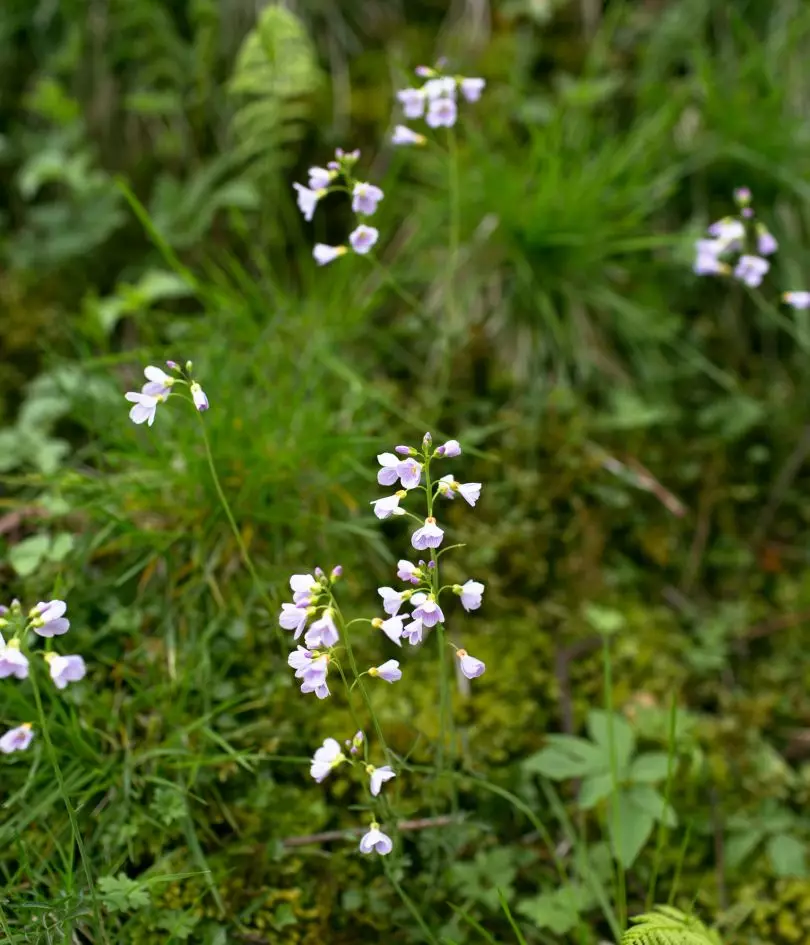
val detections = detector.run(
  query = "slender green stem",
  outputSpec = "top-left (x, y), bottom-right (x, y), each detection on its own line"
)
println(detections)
top-left (646, 694), bottom-right (679, 909)
top-left (383, 858), bottom-right (441, 945)
top-left (29, 668), bottom-right (109, 944)
top-left (603, 636), bottom-right (627, 932)
top-left (367, 255), bottom-right (424, 312)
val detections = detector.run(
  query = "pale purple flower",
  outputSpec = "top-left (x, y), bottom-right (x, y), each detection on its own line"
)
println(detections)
top-left (458, 579), bottom-right (485, 612)
top-left (290, 573), bottom-right (319, 606)
top-left (359, 822), bottom-right (393, 855)
top-left (460, 77), bottom-right (485, 102)
top-left (48, 654), bottom-right (86, 690)
top-left (756, 225), bottom-right (778, 256)
top-left (437, 473), bottom-right (456, 498)
top-left (368, 764), bottom-right (396, 796)
top-left (371, 493), bottom-right (405, 519)
top-left (369, 659), bottom-right (401, 683)
top-left (707, 217), bottom-right (744, 251)
top-left (423, 77), bottom-right (457, 100)
top-left (378, 586), bottom-right (406, 616)
top-left (293, 182), bottom-right (321, 222)
top-left (437, 439), bottom-right (461, 457)
top-left (784, 291), bottom-right (810, 310)
top-left (310, 737), bottom-right (345, 782)
top-left (458, 482), bottom-right (482, 506)
top-left (295, 651), bottom-right (330, 698)
top-left (125, 391), bottom-right (161, 426)
top-left (190, 382), bottom-right (209, 412)
top-left (377, 452), bottom-right (400, 486)
top-left (395, 445), bottom-right (415, 456)
top-left (349, 224), bottom-right (379, 255)
top-left (392, 125), bottom-right (427, 146)
top-left (426, 97), bottom-right (457, 128)
top-left (308, 166), bottom-right (333, 190)
top-left (352, 182), bottom-right (384, 216)
top-left (411, 593), bottom-right (444, 628)
top-left (305, 610), bottom-right (339, 649)
top-left (279, 602), bottom-right (309, 639)
top-left (142, 365), bottom-right (174, 397)
top-left (397, 559), bottom-right (422, 583)
top-left (0, 723), bottom-right (34, 754)
top-left (734, 187), bottom-right (752, 205)
top-left (396, 458), bottom-right (422, 490)
top-left (397, 88), bottom-right (425, 119)
top-left (457, 648), bottom-right (485, 679)
top-left (412, 517), bottom-right (444, 550)
top-left (288, 645), bottom-right (315, 674)
top-left (415, 65), bottom-right (434, 78)
top-left (693, 240), bottom-right (727, 276)
top-left (313, 244), bottom-right (348, 266)
top-left (734, 254), bottom-right (769, 288)
top-left (0, 639), bottom-right (29, 679)
top-left (380, 616), bottom-right (404, 646)
top-left (30, 600), bottom-right (70, 638)
top-left (402, 617), bottom-right (423, 645)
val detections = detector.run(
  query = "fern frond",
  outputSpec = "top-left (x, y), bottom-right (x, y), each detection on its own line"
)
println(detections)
top-left (621, 906), bottom-right (723, 945)
top-left (227, 6), bottom-right (321, 180)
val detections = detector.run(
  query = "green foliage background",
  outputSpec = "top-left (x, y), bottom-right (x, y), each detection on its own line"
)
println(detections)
top-left (2, 0), bottom-right (810, 942)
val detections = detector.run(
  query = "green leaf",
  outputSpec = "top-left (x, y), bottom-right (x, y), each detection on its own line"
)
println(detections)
top-left (98, 873), bottom-right (151, 912)
top-left (725, 828), bottom-right (764, 869)
top-left (9, 534), bottom-right (52, 577)
top-left (583, 603), bottom-right (625, 636)
top-left (621, 905), bottom-right (722, 945)
top-left (626, 784), bottom-right (677, 827)
top-left (48, 532), bottom-right (75, 563)
top-left (578, 772), bottom-right (616, 809)
top-left (767, 833), bottom-right (807, 877)
top-left (611, 789), bottom-right (655, 867)
top-left (517, 886), bottom-right (592, 935)
top-left (523, 735), bottom-right (605, 779)
top-left (587, 710), bottom-right (635, 771)
top-left (134, 269), bottom-right (194, 304)
top-left (629, 752), bottom-right (672, 784)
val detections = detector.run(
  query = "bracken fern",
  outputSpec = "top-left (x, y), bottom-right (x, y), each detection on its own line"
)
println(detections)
top-left (621, 906), bottom-right (723, 945)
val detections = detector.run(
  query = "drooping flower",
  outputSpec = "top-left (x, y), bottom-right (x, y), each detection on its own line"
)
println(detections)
top-left (190, 382), bottom-right (209, 412)
top-left (293, 182), bottom-right (322, 222)
top-left (410, 593), bottom-right (445, 628)
top-left (142, 365), bottom-right (175, 397)
top-left (756, 224), bottom-right (778, 256)
top-left (279, 603), bottom-right (309, 639)
top-left (305, 610), bottom-right (339, 649)
top-left (352, 182), bottom-right (384, 216)
top-left (456, 648), bottom-right (485, 679)
top-left (436, 476), bottom-right (481, 506)
top-left (426, 97), bottom-right (457, 128)
top-left (396, 458), bottom-right (422, 490)
top-left (0, 723), bottom-right (34, 754)
top-left (0, 638), bottom-right (29, 679)
top-left (378, 586), bottom-right (406, 616)
top-left (397, 88), bottom-right (425, 119)
top-left (308, 166), bottom-right (334, 190)
top-left (349, 225), bottom-right (379, 255)
top-left (289, 647), bottom-right (330, 698)
top-left (734, 254), bottom-right (769, 288)
top-left (313, 244), bottom-right (348, 266)
top-left (379, 616), bottom-right (404, 646)
top-left (125, 391), bottom-right (162, 426)
top-left (460, 77), bottom-right (485, 102)
top-left (436, 439), bottom-right (461, 457)
top-left (29, 600), bottom-right (70, 638)
top-left (402, 617), bottom-right (423, 645)
top-left (310, 737), bottom-right (346, 782)
top-left (783, 291), bottom-right (810, 310)
top-left (371, 492), bottom-right (406, 519)
top-left (412, 517), bottom-right (444, 550)
top-left (391, 125), bottom-right (427, 146)
top-left (48, 654), bottom-right (86, 690)
top-left (369, 659), bottom-right (401, 683)
top-left (367, 764), bottom-right (396, 796)
top-left (457, 579), bottom-right (485, 612)
top-left (359, 822), bottom-right (393, 855)
top-left (397, 560), bottom-right (422, 583)
top-left (423, 77), bottom-right (457, 100)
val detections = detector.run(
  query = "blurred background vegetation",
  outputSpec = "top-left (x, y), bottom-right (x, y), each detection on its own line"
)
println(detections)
top-left (3, 0), bottom-right (810, 942)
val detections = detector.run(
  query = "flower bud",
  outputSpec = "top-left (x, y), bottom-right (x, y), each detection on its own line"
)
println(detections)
top-left (166, 360), bottom-right (180, 371)
top-left (330, 565), bottom-right (343, 582)
top-left (185, 360), bottom-right (193, 374)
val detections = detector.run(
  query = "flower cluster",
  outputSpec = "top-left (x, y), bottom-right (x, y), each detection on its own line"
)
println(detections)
top-left (392, 64), bottom-right (485, 146)
top-left (279, 432), bottom-right (487, 856)
top-left (0, 598), bottom-right (87, 754)
top-left (693, 188), bottom-right (777, 287)
top-left (125, 360), bottom-right (208, 426)
top-left (292, 148), bottom-right (383, 267)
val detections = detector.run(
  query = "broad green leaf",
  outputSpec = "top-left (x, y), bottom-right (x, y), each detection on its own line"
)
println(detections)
top-left (135, 269), bottom-right (194, 304)
top-left (583, 603), bottom-right (625, 636)
top-left (578, 772), bottom-right (616, 809)
top-left (517, 886), bottom-right (592, 934)
top-left (629, 752), bottom-right (671, 784)
top-left (767, 834), bottom-right (807, 877)
top-left (524, 735), bottom-right (605, 779)
top-left (725, 828), bottom-right (764, 869)
top-left (626, 784), bottom-right (677, 827)
top-left (587, 710), bottom-right (635, 771)
top-left (611, 789), bottom-right (655, 867)
top-left (9, 534), bottom-right (52, 577)
top-left (48, 532), bottom-right (75, 563)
